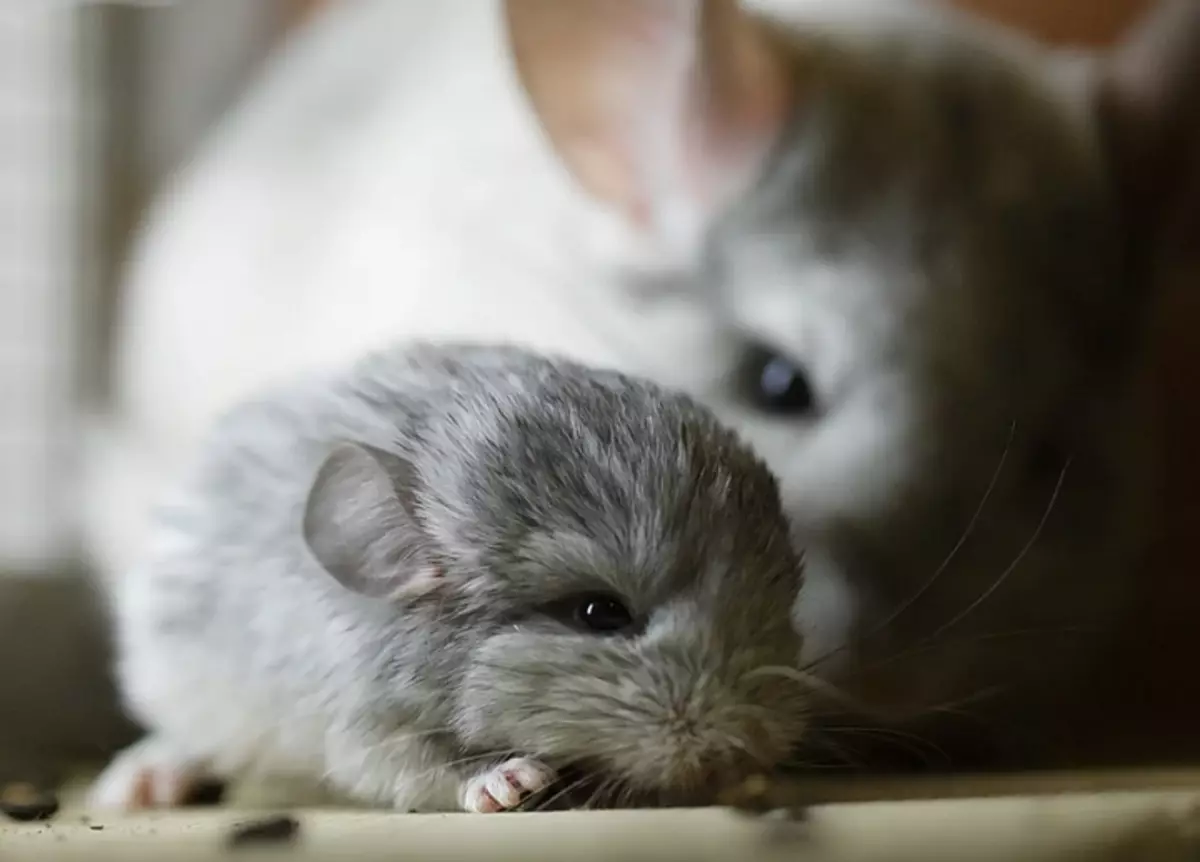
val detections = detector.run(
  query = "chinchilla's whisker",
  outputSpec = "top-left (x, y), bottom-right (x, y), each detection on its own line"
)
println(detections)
top-left (532, 771), bottom-right (594, 812)
top-left (720, 703), bottom-right (809, 745)
top-left (918, 684), bottom-right (1008, 720)
top-left (922, 458), bottom-right (1070, 645)
top-left (840, 462), bottom-right (1071, 687)
top-left (798, 422), bottom-right (1016, 675)
top-left (862, 422), bottom-right (1016, 642)
top-left (848, 623), bottom-right (1096, 677)
top-left (583, 774), bottom-right (629, 811)
top-left (573, 778), bottom-right (607, 812)
top-left (746, 664), bottom-right (865, 715)
top-left (818, 724), bottom-right (951, 766)
top-left (792, 731), bottom-right (870, 770)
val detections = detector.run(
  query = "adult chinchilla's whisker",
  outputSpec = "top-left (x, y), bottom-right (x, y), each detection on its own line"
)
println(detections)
top-left (819, 724), bottom-right (951, 765)
top-left (828, 462), bottom-right (1070, 695)
top-left (921, 458), bottom-right (1071, 645)
top-left (794, 731), bottom-right (870, 770)
top-left (867, 422), bottom-right (1018, 646)
top-left (721, 704), bottom-right (809, 744)
top-left (918, 684), bottom-right (1008, 720)
top-left (797, 422), bottom-right (1016, 677)
top-left (848, 624), bottom-right (1096, 677)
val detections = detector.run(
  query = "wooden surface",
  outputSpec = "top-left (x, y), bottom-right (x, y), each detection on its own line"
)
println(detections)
top-left (5, 779), bottom-right (1200, 862)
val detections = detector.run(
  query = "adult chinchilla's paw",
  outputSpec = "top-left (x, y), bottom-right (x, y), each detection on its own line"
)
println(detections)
top-left (88, 735), bottom-right (221, 812)
top-left (460, 757), bottom-right (557, 813)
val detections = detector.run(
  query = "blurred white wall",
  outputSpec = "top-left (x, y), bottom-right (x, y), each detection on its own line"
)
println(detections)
top-left (0, 0), bottom-right (287, 573)
top-left (0, 3), bottom-right (84, 572)
top-left (122, 0), bottom-right (283, 190)
top-left (0, 0), bottom-right (297, 781)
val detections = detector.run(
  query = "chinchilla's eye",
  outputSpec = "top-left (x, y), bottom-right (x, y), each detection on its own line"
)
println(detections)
top-left (541, 592), bottom-right (635, 634)
top-left (738, 344), bottom-right (816, 416)
top-left (573, 594), bottom-right (634, 634)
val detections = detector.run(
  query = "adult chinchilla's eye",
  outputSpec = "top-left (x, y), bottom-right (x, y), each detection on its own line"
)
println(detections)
top-left (739, 345), bottom-right (816, 415)
top-left (572, 594), bottom-right (634, 634)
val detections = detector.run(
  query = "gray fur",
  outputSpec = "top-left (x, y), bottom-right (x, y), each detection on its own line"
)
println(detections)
top-left (680, 18), bottom-right (1158, 752)
top-left (102, 343), bottom-right (808, 810)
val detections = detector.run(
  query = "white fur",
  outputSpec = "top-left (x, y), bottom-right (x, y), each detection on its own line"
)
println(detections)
top-left (87, 0), bottom-right (964, 620)
top-left (84, 0), bottom-right (1120, 717)
top-left (461, 758), bottom-right (557, 813)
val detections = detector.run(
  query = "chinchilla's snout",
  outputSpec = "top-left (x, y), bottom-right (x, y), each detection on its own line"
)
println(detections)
top-left (592, 629), bottom-right (811, 799)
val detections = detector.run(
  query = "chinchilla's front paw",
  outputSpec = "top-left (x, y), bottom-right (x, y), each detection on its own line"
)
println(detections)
top-left (460, 757), bottom-right (557, 813)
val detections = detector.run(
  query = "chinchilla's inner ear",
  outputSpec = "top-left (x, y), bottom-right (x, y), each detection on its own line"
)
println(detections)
top-left (302, 442), bottom-right (440, 600)
top-left (1096, 0), bottom-right (1200, 282)
top-left (503, 0), bottom-right (798, 256)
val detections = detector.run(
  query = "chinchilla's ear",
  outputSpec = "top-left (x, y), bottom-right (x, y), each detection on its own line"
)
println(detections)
top-left (1096, 0), bottom-right (1200, 285)
top-left (503, 0), bottom-right (798, 258)
top-left (942, 0), bottom-right (1152, 47)
top-left (303, 442), bottom-right (441, 600)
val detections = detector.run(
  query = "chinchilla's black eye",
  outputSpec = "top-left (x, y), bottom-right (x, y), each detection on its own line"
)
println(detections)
top-left (740, 345), bottom-right (816, 415)
top-left (573, 594), bottom-right (634, 634)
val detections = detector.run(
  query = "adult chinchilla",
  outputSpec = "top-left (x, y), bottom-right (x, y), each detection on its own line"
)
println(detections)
top-left (83, 0), bottom-right (1200, 761)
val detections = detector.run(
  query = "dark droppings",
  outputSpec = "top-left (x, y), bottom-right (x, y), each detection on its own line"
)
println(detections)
top-left (0, 783), bottom-right (60, 823)
top-left (226, 814), bottom-right (301, 849)
top-left (181, 777), bottom-right (228, 807)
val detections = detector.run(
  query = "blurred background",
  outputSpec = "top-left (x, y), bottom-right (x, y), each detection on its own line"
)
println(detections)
top-left (0, 0), bottom-right (1178, 787)
top-left (0, 0), bottom-right (322, 786)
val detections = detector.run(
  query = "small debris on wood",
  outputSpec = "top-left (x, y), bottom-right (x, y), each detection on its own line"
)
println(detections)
top-left (181, 778), bottom-right (227, 807)
top-left (0, 783), bottom-right (60, 823)
top-left (719, 773), bottom-right (773, 812)
top-left (226, 814), bottom-right (301, 850)
top-left (88, 824), bottom-right (104, 831)
top-left (718, 773), bottom-right (809, 821)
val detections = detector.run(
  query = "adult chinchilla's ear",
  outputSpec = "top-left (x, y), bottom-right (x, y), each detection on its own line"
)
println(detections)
top-left (1097, 0), bottom-right (1200, 285)
top-left (503, 0), bottom-right (798, 259)
top-left (303, 442), bottom-right (440, 599)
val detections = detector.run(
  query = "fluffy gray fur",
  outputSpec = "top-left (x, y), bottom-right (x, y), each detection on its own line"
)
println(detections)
top-left (96, 343), bottom-right (808, 811)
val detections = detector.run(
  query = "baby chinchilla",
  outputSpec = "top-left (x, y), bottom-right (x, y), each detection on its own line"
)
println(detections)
top-left (88, 343), bottom-right (809, 813)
